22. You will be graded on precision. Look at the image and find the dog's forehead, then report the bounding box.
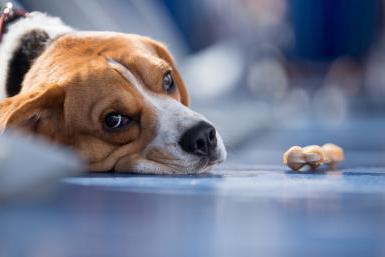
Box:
[44,32,169,83]
[54,32,156,56]
[23,32,156,88]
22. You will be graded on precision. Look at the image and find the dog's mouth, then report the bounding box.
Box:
[112,142,226,174]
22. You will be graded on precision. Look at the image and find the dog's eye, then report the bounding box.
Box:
[103,112,132,130]
[163,72,175,94]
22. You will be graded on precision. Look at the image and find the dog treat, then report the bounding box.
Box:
[321,143,344,167]
[283,143,344,171]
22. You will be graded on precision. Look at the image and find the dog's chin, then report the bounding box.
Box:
[145,158,212,175]
[114,155,223,174]
[150,154,227,174]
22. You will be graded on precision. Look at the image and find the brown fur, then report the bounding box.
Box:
[0,32,189,171]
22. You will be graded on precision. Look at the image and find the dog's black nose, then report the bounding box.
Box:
[179,121,217,156]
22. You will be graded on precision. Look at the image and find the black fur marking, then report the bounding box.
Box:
[5,29,49,97]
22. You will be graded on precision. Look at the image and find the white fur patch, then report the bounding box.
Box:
[0,12,73,99]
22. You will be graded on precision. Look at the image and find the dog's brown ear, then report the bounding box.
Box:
[144,38,190,106]
[0,85,66,139]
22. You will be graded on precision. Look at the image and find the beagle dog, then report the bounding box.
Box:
[0,12,226,174]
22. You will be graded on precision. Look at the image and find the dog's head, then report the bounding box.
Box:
[0,32,226,173]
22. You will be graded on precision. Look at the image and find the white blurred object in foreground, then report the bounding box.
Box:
[0,132,83,201]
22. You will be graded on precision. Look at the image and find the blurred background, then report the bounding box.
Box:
[3,1,385,257]
[15,0,385,154]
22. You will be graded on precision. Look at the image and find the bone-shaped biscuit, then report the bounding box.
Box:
[283,143,344,171]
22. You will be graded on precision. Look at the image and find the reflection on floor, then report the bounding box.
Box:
[1,165,385,257]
